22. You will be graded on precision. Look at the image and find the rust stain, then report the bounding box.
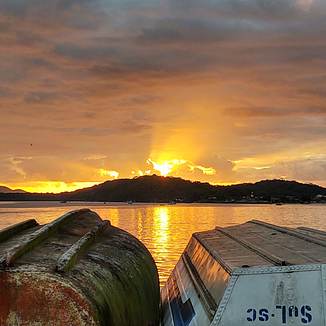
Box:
[0,271,97,326]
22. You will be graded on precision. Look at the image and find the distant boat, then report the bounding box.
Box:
[161,220,326,325]
[276,202,283,206]
[127,200,133,205]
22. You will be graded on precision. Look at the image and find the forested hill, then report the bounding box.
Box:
[0,186,26,193]
[0,175,325,203]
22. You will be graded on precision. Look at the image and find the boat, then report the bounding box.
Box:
[161,219,326,325]
[0,209,160,325]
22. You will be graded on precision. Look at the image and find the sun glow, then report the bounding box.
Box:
[147,159,186,176]
[147,157,217,178]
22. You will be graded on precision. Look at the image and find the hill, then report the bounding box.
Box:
[0,186,26,193]
[216,179,326,203]
[64,175,215,202]
[64,176,326,203]
[0,176,325,203]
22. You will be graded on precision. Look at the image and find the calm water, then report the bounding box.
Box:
[0,201,325,285]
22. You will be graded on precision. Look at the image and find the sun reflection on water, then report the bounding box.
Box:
[154,206,169,244]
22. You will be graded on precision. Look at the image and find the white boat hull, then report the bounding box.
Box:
[161,220,326,325]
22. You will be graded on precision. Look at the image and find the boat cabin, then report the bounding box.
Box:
[161,220,326,326]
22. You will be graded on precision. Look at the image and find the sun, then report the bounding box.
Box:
[153,162,172,176]
[147,159,186,176]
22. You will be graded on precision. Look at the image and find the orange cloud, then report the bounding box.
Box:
[0,0,325,190]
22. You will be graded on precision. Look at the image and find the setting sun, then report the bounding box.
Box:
[147,159,186,176]
[150,161,172,176]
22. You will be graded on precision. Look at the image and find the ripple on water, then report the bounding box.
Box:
[0,202,325,286]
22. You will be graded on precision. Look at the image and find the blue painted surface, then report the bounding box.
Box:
[168,274,195,326]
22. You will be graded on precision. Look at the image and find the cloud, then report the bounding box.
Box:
[234,156,326,185]
[0,0,326,188]
[99,168,119,179]
[147,158,232,182]
[0,155,121,184]
[224,106,326,117]
[137,18,253,45]
[24,91,62,104]
[0,0,104,32]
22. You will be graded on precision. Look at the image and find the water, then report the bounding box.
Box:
[0,201,325,285]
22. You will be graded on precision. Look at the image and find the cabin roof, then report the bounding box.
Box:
[193,220,326,272]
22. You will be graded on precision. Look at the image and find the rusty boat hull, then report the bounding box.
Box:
[0,209,160,326]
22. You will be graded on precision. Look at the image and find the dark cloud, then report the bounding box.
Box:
[137,18,255,44]
[0,86,13,97]
[13,31,45,47]
[0,0,103,30]
[54,43,119,60]
[24,91,62,104]
[225,106,326,117]
[118,95,160,106]
[168,0,324,20]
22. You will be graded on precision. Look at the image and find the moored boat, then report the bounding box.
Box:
[0,209,160,325]
[161,220,326,325]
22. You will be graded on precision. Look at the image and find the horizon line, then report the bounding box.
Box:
[1,175,325,194]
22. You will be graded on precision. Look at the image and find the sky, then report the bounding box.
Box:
[0,0,326,192]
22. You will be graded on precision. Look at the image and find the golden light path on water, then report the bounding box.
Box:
[0,202,325,286]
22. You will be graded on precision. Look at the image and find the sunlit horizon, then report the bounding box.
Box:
[2,154,326,193]
[2,173,325,194]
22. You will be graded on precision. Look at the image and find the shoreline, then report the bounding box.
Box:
[0,200,325,209]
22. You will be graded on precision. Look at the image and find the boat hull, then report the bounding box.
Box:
[0,209,160,326]
[161,220,326,325]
